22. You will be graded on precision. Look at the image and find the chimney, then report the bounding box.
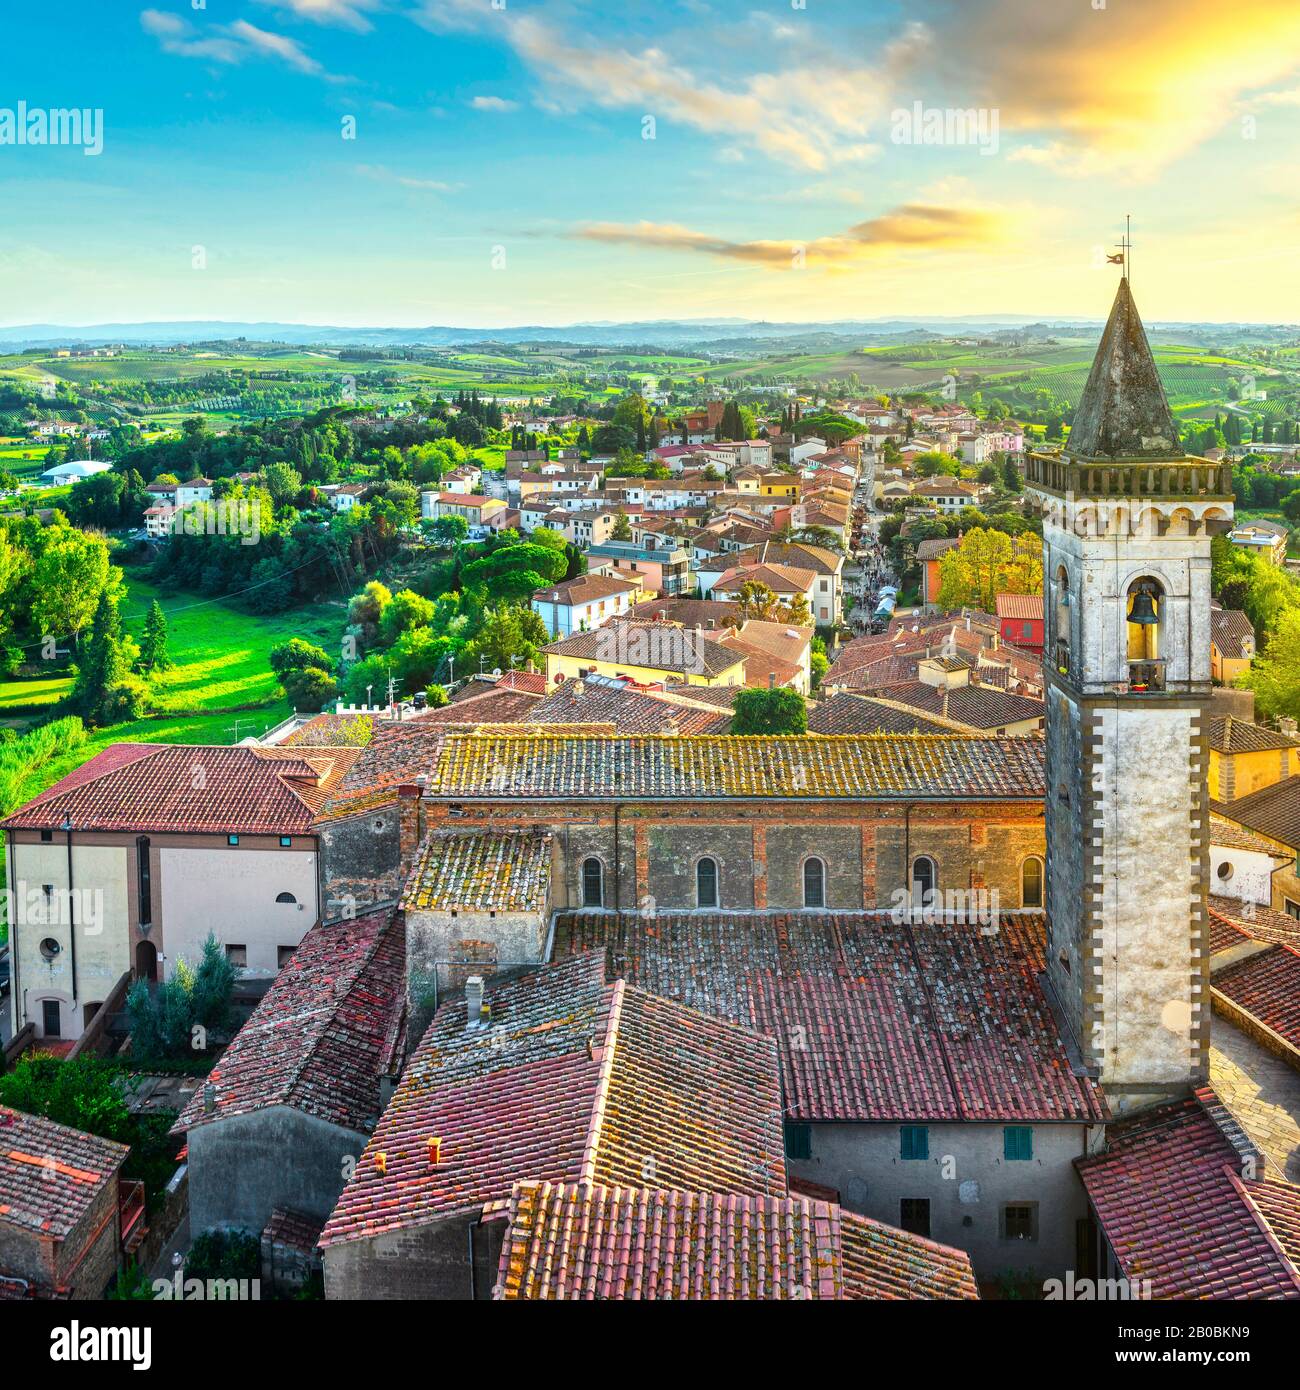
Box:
[1279,716,1298,736]
[465,975,485,1028]
[427,1137,442,1166]
[769,672,776,690]
[203,1083,217,1115]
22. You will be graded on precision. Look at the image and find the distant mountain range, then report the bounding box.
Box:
[0,314,1293,351]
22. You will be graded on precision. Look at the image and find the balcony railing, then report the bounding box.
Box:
[1127,659,1166,693]
[118,1179,147,1253]
[1025,453,1233,501]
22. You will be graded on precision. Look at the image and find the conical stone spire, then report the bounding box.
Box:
[1066,278,1181,461]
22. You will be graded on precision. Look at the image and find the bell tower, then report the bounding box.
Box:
[1027,275,1234,1115]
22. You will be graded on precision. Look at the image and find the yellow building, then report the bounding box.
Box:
[759,473,800,499]
[1207,715,1300,802]
[1210,606,1256,685]
[543,619,747,689]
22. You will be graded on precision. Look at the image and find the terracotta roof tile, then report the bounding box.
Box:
[493,1181,978,1300]
[2,744,357,835]
[1213,945,1300,1049]
[318,955,785,1247]
[402,830,552,914]
[0,1107,127,1240]
[426,731,1046,802]
[173,910,405,1138]
[554,912,1103,1123]
[1076,1090,1300,1298]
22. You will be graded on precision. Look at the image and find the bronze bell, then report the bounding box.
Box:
[1128,588,1159,625]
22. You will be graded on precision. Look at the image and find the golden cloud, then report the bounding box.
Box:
[940,0,1300,174]
[575,204,1004,269]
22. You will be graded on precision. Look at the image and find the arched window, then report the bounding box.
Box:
[911,856,936,907]
[275,892,297,904]
[581,857,603,908]
[803,857,826,909]
[1126,576,1163,662]
[696,857,719,909]
[1021,856,1043,908]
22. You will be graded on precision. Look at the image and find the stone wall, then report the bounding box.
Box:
[322,1213,504,1301]
[187,1108,366,1236]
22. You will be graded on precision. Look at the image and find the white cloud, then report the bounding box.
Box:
[469,96,518,113]
[253,0,382,33]
[140,8,344,80]
[354,163,460,193]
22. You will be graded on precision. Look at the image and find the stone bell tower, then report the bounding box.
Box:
[1026,276,1235,1116]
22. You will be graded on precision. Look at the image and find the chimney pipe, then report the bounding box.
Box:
[203,1083,216,1115]
[768,672,776,690]
[465,975,485,1028]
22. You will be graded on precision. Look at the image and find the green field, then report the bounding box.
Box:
[0,572,348,800]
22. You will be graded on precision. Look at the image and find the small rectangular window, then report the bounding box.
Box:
[1002,1203,1038,1242]
[227,834,239,846]
[784,1122,812,1161]
[1286,899,1300,921]
[277,945,296,969]
[899,1199,930,1238]
[1003,1126,1033,1161]
[900,1125,929,1161]
[225,944,247,968]
[280,836,292,848]
[40,829,53,843]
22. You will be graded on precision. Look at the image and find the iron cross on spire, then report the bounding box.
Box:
[1107,214,1132,278]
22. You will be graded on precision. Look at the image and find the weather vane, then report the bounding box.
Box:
[1107,214,1132,279]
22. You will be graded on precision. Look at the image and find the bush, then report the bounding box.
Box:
[730,687,809,735]
[0,1054,130,1140]
[186,1228,260,1282]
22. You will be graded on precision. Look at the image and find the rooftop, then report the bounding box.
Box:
[494,1181,978,1301]
[318,954,786,1247]
[173,909,405,1138]
[425,730,1046,801]
[0,1107,127,1241]
[3,743,361,835]
[554,912,1105,1124]
[1076,1088,1300,1298]
[543,620,746,680]
[1065,278,1183,461]
[1212,776,1300,851]
[402,830,552,915]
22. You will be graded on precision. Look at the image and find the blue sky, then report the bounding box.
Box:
[4,0,1300,327]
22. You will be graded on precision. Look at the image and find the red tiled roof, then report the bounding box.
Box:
[173,910,405,1138]
[2,744,358,835]
[0,1107,127,1240]
[1208,896,1300,951]
[318,954,785,1248]
[554,913,1104,1124]
[994,593,1044,622]
[1213,945,1300,1049]
[493,1181,978,1300]
[1076,1090,1300,1299]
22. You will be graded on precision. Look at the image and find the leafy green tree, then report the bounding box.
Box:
[462,543,567,602]
[730,687,808,735]
[428,514,468,547]
[379,588,436,645]
[611,511,633,541]
[0,1053,130,1139]
[269,638,333,684]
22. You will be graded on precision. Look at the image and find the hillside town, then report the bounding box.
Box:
[4,277,1299,1321]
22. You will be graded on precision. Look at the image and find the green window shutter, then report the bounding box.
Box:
[784,1122,812,1161]
[1004,1126,1032,1161]
[901,1125,929,1160]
